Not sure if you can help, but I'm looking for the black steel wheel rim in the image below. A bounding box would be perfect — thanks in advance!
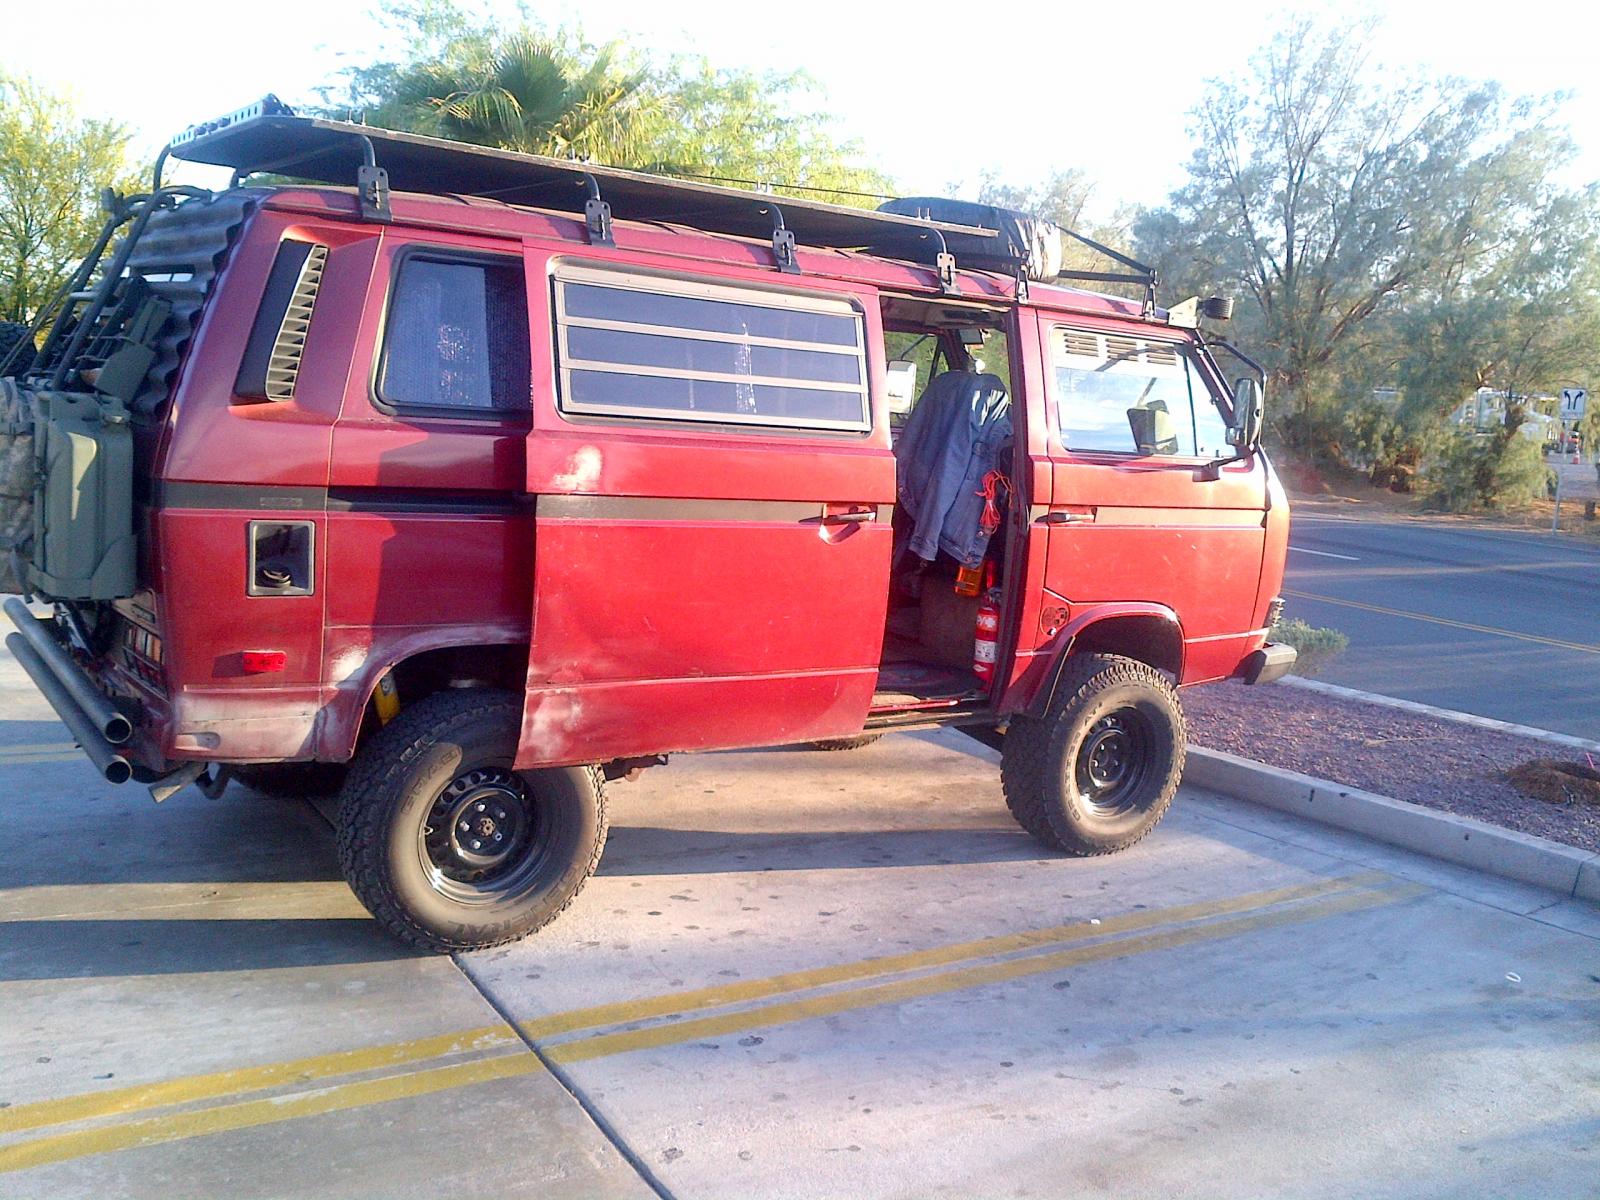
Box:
[1074,707,1154,817]
[417,767,551,905]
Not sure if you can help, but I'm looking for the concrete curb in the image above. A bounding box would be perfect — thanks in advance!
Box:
[1183,745,1600,904]
[1281,676,1600,755]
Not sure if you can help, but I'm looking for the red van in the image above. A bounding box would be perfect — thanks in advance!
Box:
[0,101,1292,952]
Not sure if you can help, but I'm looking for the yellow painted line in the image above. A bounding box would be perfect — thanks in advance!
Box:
[515,872,1385,1040]
[0,881,369,923]
[0,1052,542,1175]
[0,1026,521,1136]
[549,884,1423,1065]
[1284,589,1600,654]
[0,742,78,758]
[0,753,84,767]
[0,881,1420,1175]
[0,873,1380,1138]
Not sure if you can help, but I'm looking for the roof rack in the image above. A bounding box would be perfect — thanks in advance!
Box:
[162,99,999,291]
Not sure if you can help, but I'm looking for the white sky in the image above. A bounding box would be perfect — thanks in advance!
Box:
[4,0,1596,219]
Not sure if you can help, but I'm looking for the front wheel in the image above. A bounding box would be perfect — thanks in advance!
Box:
[1000,653,1185,855]
[336,688,606,953]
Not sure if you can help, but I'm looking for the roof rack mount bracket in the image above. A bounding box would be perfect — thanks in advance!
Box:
[581,175,614,247]
[356,136,391,224]
[762,202,801,274]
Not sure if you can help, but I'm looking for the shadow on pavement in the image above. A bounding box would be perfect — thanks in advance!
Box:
[598,824,1049,875]
[0,917,412,981]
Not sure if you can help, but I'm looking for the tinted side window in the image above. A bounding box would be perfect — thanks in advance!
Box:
[379,255,530,415]
[1051,327,1230,457]
[554,268,869,432]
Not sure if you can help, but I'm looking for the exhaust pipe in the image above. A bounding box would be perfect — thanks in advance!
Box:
[4,595,132,744]
[7,633,132,784]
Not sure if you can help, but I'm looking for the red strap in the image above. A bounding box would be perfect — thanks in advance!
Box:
[976,469,1009,535]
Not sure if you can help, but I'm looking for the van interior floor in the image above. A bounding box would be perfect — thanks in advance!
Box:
[872,632,977,709]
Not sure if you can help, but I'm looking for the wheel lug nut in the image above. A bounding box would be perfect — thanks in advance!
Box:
[493,832,503,842]
[476,803,486,812]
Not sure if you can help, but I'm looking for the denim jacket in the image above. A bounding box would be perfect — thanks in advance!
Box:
[894,370,1012,568]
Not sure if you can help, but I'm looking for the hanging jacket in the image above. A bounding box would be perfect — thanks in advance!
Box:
[894,370,1012,567]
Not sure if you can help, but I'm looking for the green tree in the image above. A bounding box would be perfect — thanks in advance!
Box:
[1133,16,1584,468]
[335,26,656,164]
[325,7,892,205]
[641,62,891,206]
[0,73,134,324]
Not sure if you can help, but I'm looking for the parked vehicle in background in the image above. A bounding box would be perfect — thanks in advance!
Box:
[0,100,1292,952]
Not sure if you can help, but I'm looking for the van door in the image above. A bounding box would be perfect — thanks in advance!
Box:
[518,255,895,767]
[1032,313,1269,684]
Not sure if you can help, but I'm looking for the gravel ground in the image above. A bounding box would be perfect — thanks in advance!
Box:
[1183,679,1600,854]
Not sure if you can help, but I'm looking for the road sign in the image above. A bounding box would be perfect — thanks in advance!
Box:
[1561,387,1587,419]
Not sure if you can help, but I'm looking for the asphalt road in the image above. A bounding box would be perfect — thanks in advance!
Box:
[1283,501,1600,739]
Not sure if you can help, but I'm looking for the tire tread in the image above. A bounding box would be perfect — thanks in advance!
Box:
[1001,653,1185,856]
[335,689,606,953]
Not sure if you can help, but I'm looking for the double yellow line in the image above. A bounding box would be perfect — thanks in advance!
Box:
[1284,589,1600,654]
[0,871,1422,1175]
[0,741,82,767]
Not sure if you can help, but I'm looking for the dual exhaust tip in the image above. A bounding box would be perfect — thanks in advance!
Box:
[3,596,134,784]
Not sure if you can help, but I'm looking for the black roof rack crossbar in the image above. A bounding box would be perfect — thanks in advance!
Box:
[166,106,1000,283]
[1058,228,1159,314]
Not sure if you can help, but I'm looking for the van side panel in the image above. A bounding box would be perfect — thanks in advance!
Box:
[518,245,895,767]
[144,215,372,763]
[321,228,536,757]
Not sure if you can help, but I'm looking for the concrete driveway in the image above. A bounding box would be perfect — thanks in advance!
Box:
[2,647,1597,1197]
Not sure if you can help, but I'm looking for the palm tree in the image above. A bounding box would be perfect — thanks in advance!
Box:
[381,33,656,166]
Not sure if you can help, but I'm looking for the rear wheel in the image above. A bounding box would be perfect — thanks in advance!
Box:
[336,689,606,953]
[1001,653,1185,855]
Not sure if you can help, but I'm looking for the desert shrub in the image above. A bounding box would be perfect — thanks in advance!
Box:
[1269,618,1349,677]
[1425,428,1549,512]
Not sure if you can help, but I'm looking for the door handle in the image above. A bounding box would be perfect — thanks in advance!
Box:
[822,510,874,524]
[1040,510,1093,524]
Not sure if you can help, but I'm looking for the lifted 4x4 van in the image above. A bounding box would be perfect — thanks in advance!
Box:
[0,100,1293,952]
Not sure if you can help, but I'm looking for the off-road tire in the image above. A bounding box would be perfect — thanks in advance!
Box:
[1000,653,1185,855]
[0,322,35,378]
[234,762,348,800]
[336,688,606,953]
[808,733,884,751]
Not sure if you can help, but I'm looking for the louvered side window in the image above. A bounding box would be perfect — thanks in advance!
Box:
[1051,326,1231,457]
[234,241,329,403]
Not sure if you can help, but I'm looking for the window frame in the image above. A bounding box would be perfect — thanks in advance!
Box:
[1046,323,1233,461]
[551,263,872,436]
[371,245,533,424]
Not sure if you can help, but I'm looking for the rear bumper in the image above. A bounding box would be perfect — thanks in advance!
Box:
[1237,641,1297,685]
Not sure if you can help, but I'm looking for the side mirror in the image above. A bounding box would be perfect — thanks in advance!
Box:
[1231,377,1264,449]
[885,360,918,414]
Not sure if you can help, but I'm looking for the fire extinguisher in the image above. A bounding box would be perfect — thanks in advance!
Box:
[973,562,1000,687]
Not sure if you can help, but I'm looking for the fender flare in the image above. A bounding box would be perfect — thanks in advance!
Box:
[317,626,528,760]
[1025,602,1184,719]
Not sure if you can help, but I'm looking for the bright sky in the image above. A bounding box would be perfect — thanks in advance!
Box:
[5,0,1596,219]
